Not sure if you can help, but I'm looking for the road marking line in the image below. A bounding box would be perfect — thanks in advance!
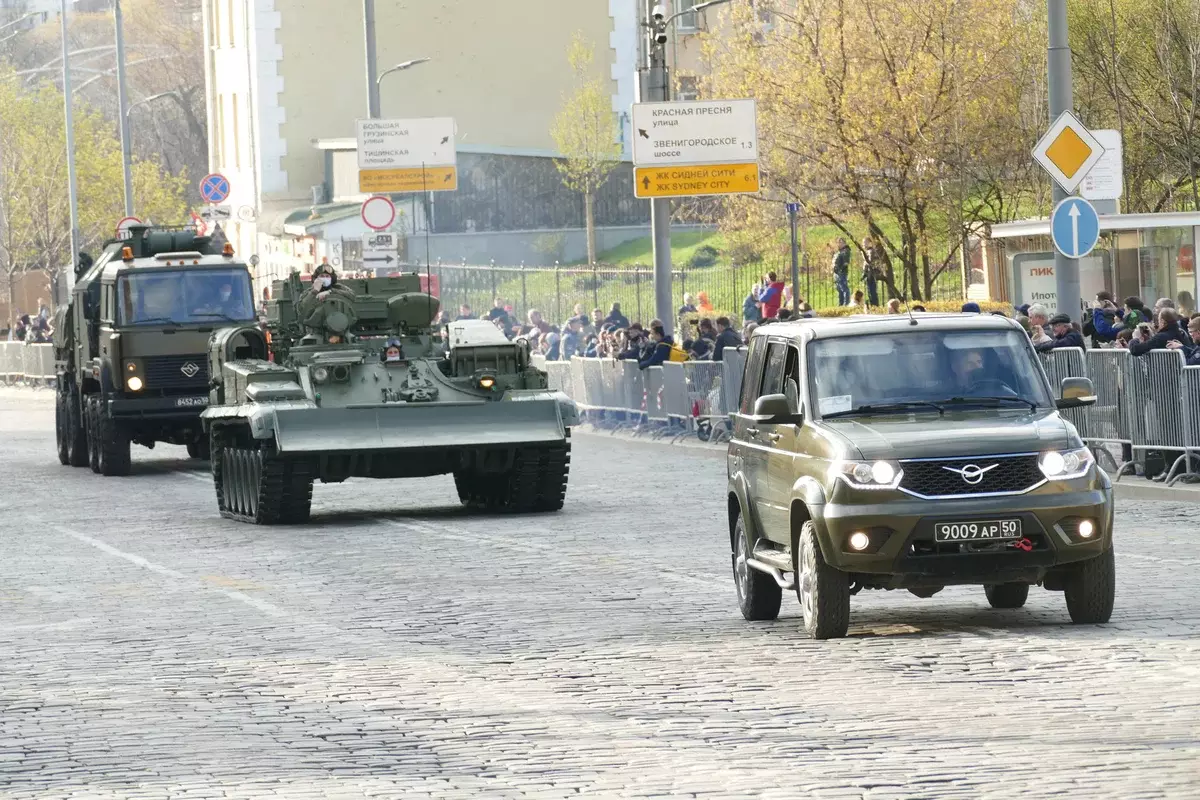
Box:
[54,526,285,618]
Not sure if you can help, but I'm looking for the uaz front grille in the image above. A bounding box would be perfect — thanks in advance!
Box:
[142,354,209,392]
[898,454,1044,498]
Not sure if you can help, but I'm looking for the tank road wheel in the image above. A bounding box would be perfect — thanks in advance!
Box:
[96,399,132,477]
[55,384,70,465]
[86,397,101,474]
[457,435,572,514]
[212,427,312,525]
[795,520,851,640]
[64,382,88,468]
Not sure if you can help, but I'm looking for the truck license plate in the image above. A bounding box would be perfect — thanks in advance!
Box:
[175,396,207,408]
[934,519,1021,542]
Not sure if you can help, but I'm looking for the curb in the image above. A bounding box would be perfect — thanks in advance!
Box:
[576,427,1200,505]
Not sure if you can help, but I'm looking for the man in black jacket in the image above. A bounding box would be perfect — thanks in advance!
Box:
[1035,313,1086,352]
[712,316,742,361]
[1129,308,1189,356]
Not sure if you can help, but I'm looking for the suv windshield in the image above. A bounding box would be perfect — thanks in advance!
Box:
[118,268,255,327]
[808,328,1052,418]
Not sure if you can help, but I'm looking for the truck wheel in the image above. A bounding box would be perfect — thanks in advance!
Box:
[984,583,1029,609]
[213,430,311,525]
[187,438,210,460]
[732,513,781,621]
[64,383,88,467]
[1064,548,1115,624]
[86,397,101,473]
[795,520,850,640]
[55,386,70,465]
[97,400,132,477]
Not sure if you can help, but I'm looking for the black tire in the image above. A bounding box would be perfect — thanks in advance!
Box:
[732,513,781,621]
[456,436,570,513]
[984,582,1030,609]
[1064,548,1115,624]
[212,427,311,525]
[96,399,131,477]
[86,397,101,473]
[55,385,70,465]
[794,520,851,640]
[64,382,88,467]
[187,438,210,460]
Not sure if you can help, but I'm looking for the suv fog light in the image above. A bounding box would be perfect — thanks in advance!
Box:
[1078,519,1095,538]
[849,532,870,551]
[126,376,143,392]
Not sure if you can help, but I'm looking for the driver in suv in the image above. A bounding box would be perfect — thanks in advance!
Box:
[727,314,1114,639]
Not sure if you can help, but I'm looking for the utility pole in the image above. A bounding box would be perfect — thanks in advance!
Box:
[1047,0,1079,319]
[60,0,81,293]
[115,0,134,216]
[787,203,800,311]
[642,0,673,335]
[364,0,381,119]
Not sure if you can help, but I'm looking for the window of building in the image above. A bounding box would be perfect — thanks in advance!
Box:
[211,0,220,47]
[226,0,236,48]
[677,76,699,101]
[231,94,240,170]
[677,3,699,32]
[215,93,226,168]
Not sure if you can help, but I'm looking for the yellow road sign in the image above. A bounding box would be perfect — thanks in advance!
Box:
[634,162,760,198]
[359,166,458,194]
[1032,111,1105,194]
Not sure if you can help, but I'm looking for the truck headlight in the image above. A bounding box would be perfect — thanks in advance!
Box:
[829,460,903,490]
[126,376,143,392]
[1039,447,1094,480]
[124,359,143,392]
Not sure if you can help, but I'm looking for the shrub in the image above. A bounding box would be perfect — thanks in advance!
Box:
[688,245,721,268]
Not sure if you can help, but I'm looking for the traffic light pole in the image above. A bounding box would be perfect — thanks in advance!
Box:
[1048,0,1080,319]
[60,0,81,293]
[115,0,134,216]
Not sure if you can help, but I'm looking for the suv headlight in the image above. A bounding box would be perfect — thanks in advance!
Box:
[829,459,903,490]
[1038,447,1095,480]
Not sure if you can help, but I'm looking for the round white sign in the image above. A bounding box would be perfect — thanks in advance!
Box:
[361,195,396,231]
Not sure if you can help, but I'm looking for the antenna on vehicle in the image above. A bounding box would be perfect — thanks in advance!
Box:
[901,293,918,326]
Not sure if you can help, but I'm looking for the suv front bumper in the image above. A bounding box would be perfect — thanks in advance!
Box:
[815,483,1113,587]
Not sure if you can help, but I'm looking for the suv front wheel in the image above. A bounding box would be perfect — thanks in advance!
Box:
[795,521,850,639]
[732,513,781,621]
[1064,548,1115,624]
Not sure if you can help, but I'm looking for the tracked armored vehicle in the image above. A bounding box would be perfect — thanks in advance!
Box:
[54,225,256,475]
[201,272,578,524]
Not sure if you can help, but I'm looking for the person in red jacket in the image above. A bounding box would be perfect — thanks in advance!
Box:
[758,272,787,319]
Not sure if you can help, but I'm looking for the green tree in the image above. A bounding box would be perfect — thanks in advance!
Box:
[550,33,622,267]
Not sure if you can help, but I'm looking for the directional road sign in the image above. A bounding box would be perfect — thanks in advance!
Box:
[634,162,760,199]
[631,99,758,167]
[361,195,396,231]
[362,231,398,268]
[359,166,458,194]
[1081,130,1123,201]
[356,117,456,171]
[1033,111,1106,194]
[1051,196,1101,260]
[200,172,231,204]
[115,216,143,239]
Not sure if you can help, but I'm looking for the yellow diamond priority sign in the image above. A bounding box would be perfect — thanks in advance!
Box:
[1033,111,1106,194]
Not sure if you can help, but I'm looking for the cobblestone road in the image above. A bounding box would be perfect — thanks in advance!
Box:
[2,388,1199,799]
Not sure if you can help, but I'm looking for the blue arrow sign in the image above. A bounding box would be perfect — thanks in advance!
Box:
[1050,196,1100,259]
[200,172,231,204]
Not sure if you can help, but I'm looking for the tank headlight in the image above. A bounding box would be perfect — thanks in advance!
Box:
[126,376,143,392]
[478,376,496,390]
[312,366,330,384]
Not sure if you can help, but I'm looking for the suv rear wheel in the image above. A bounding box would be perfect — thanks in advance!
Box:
[984,583,1029,609]
[1064,548,1115,624]
[795,521,850,640]
[731,513,781,621]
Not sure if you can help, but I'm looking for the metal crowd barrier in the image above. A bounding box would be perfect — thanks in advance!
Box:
[0,342,55,385]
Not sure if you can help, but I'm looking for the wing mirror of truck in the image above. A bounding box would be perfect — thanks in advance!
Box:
[753,393,804,425]
[1057,377,1097,409]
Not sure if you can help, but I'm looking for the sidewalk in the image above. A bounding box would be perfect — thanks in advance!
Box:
[575,425,1200,505]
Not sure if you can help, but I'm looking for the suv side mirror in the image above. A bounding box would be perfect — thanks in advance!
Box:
[1057,377,1097,409]
[753,393,803,424]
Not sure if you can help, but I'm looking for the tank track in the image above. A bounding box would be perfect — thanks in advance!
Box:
[456,431,571,513]
[211,426,313,525]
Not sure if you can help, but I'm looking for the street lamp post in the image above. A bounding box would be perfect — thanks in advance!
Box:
[114,0,134,217]
[122,91,179,212]
[641,0,730,336]
[60,0,82,293]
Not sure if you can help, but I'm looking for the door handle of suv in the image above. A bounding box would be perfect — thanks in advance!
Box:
[765,432,782,443]
[746,427,760,437]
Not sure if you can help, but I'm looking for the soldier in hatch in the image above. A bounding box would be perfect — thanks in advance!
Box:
[298,265,357,340]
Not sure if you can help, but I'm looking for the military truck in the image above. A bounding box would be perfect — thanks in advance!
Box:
[200,271,578,524]
[54,225,257,475]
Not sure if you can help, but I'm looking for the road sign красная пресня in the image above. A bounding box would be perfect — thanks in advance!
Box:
[630,99,760,198]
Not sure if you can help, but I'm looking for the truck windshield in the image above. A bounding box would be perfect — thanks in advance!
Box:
[118,268,255,327]
[808,328,1053,419]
